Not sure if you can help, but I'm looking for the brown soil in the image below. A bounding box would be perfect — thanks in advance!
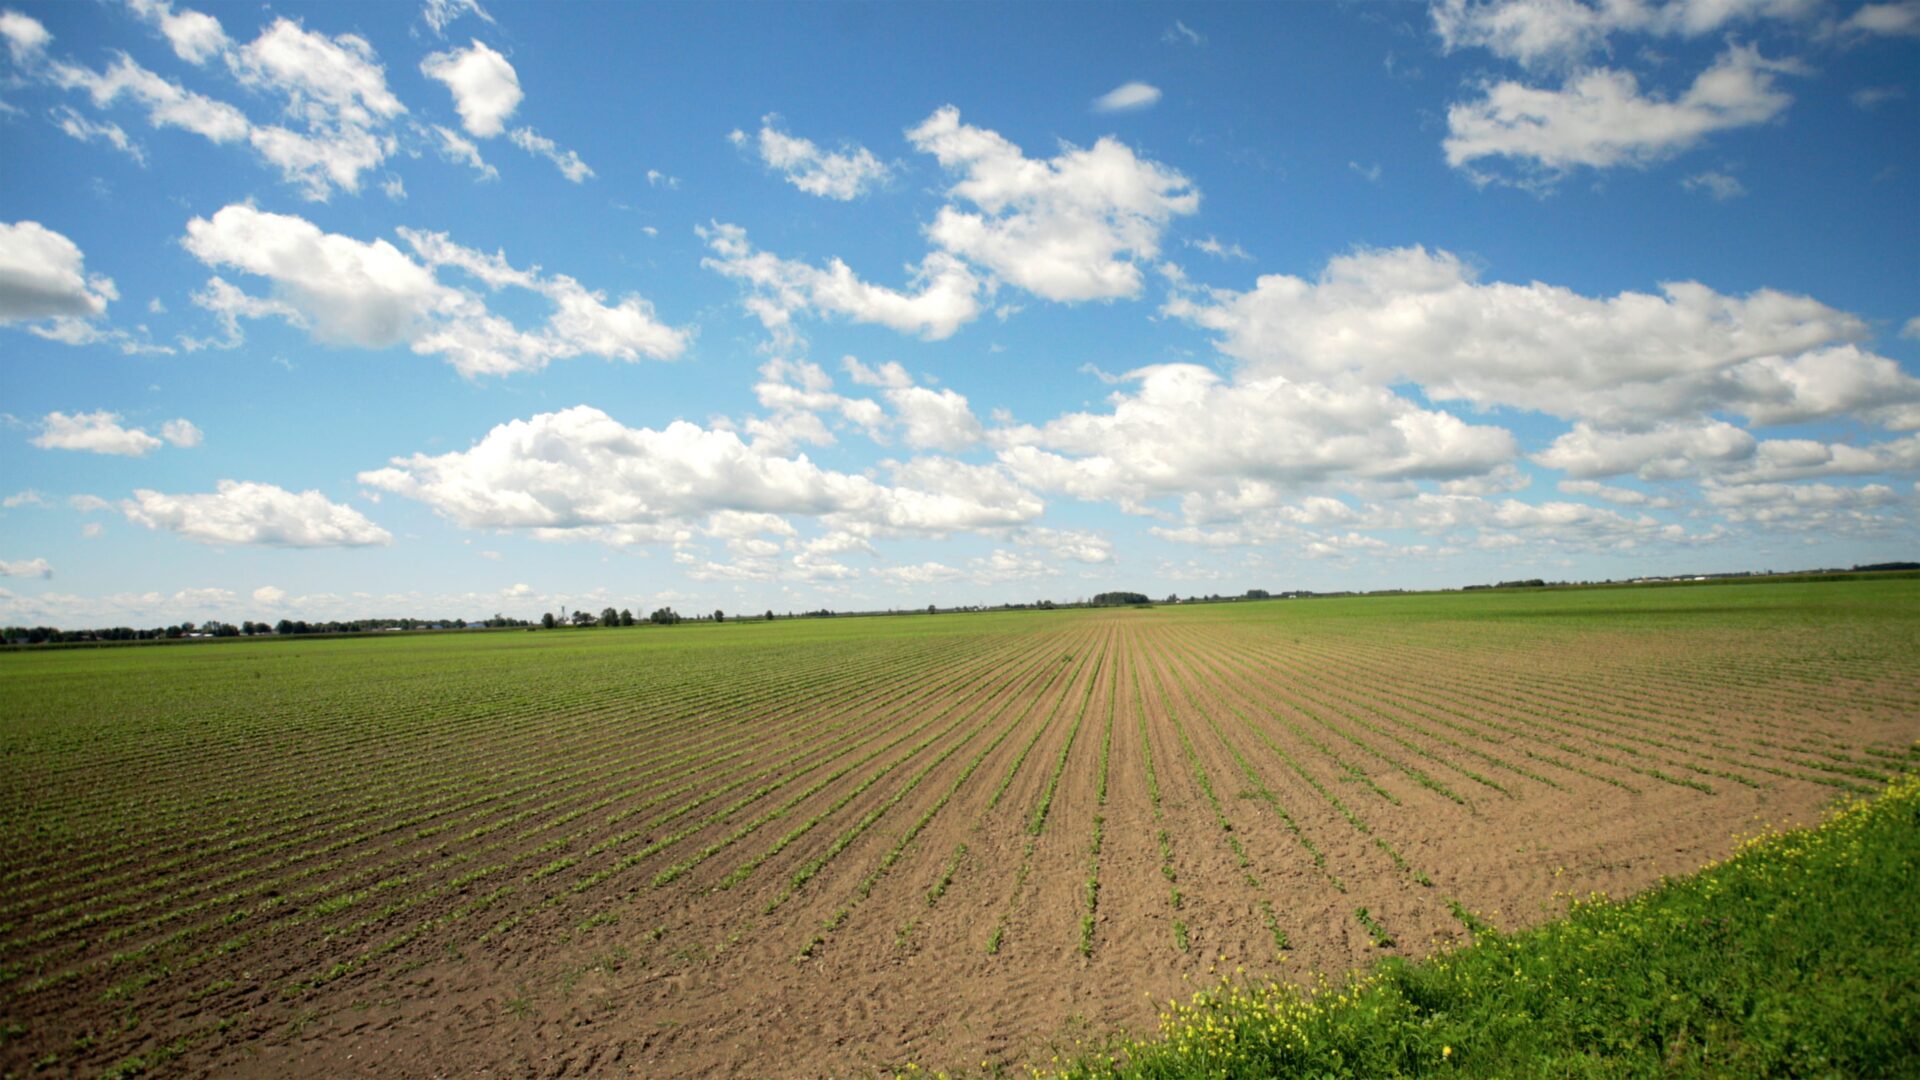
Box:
[2,608,1915,1080]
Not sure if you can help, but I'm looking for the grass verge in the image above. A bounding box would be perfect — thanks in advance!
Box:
[1045,771,1920,1079]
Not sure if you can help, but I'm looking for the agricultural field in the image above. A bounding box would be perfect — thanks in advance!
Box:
[2,579,1917,1078]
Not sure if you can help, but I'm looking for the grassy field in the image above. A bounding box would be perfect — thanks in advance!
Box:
[1,579,1916,1077]
[1043,770,1920,1079]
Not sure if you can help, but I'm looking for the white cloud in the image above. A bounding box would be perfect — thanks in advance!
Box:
[1850,85,1905,109]
[3,490,49,508]
[1164,20,1205,46]
[161,418,203,447]
[30,410,203,456]
[906,106,1199,302]
[122,480,391,547]
[1533,419,1756,479]
[358,405,1041,541]
[700,222,983,345]
[732,116,890,200]
[1010,526,1114,563]
[508,126,592,182]
[1166,245,1918,428]
[80,522,104,539]
[1445,45,1799,184]
[1092,81,1162,113]
[228,18,406,200]
[47,53,248,142]
[423,0,494,35]
[181,204,686,376]
[45,16,408,200]
[1189,235,1251,261]
[127,0,230,65]
[1845,1,1920,37]
[252,584,286,605]
[420,40,521,138]
[431,124,496,179]
[1558,478,1676,507]
[1719,433,1920,484]
[1432,0,1819,69]
[1682,169,1746,199]
[874,561,962,587]
[1702,480,1904,527]
[0,557,52,578]
[0,9,50,66]
[50,106,145,163]
[842,358,984,451]
[0,220,115,322]
[995,363,1517,511]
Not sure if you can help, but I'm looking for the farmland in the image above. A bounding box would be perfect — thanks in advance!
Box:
[2,579,1917,1078]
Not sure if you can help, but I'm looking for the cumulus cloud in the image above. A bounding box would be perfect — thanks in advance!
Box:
[126,0,230,65]
[431,124,496,179]
[1845,1,1920,37]
[508,126,592,182]
[1682,170,1746,199]
[1534,419,1757,479]
[48,53,250,142]
[423,0,494,35]
[1445,45,1799,184]
[30,410,198,456]
[1092,81,1162,112]
[843,358,984,451]
[0,220,115,322]
[252,584,286,605]
[0,8,51,66]
[357,405,1041,542]
[1718,433,1920,484]
[907,106,1199,302]
[181,203,686,376]
[1431,0,1818,69]
[700,222,983,345]
[0,557,52,579]
[51,106,146,164]
[122,480,391,547]
[1702,480,1904,528]
[1558,479,1677,507]
[731,116,890,200]
[231,18,407,199]
[420,40,521,138]
[1166,245,1919,428]
[995,363,1517,512]
[42,14,409,200]
[1010,526,1114,563]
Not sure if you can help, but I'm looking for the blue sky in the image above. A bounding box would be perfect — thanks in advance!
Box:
[1,0,1917,626]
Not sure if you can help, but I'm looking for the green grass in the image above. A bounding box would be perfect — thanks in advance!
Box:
[1048,771,1920,1079]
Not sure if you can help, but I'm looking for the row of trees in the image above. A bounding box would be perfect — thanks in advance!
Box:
[2,614,532,646]
[534,606,722,629]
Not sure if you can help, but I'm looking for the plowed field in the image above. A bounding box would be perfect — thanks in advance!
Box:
[3,580,1917,1078]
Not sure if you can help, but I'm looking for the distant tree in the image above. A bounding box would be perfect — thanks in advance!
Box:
[619,608,634,626]
[713,609,725,623]
[928,603,937,615]
[649,606,681,625]
[1245,589,1270,600]
[570,610,596,627]
[599,606,620,627]
[765,609,775,621]
[541,612,557,629]
[1165,594,1180,604]
[1092,591,1150,607]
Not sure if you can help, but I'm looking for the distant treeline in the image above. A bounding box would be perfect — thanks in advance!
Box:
[2,615,529,646]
